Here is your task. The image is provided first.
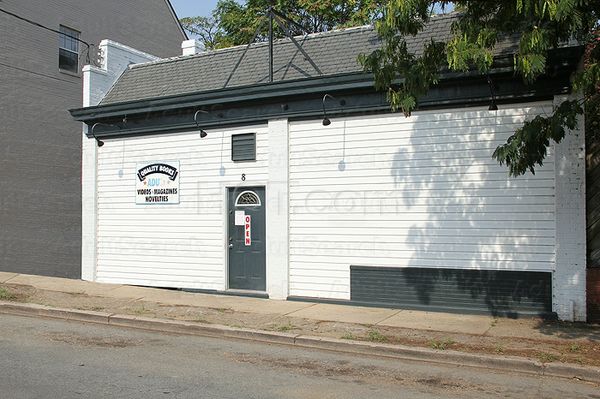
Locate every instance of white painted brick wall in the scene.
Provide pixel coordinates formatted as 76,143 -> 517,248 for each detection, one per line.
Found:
81,41 -> 159,281
181,39 -> 202,56
84,40 -> 160,107
553,94 -> 587,321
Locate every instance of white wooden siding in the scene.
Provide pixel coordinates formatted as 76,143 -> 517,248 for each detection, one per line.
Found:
288,102 -> 556,300
95,125 -> 268,289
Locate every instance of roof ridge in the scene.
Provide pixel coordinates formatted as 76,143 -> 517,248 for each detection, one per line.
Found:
100,12 -> 468,105
128,12 -> 460,71
128,24 -> 377,70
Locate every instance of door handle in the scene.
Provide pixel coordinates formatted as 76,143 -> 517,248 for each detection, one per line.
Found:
228,243 -> 234,249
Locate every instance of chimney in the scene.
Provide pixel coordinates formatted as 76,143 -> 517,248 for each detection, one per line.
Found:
182,39 -> 202,56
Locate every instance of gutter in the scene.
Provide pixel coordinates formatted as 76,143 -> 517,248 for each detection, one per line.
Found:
70,72 -> 380,121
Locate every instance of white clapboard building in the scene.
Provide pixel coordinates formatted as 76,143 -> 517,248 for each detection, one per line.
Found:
71,14 -> 586,321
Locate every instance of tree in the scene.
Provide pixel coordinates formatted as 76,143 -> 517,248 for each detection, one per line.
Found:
360,1 -> 600,176
180,16 -> 221,50
182,0 -> 380,49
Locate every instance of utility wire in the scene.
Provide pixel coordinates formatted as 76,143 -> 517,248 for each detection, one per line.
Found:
0,61 -> 79,84
0,7 -> 95,65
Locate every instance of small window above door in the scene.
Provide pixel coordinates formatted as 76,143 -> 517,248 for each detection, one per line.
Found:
235,191 -> 261,207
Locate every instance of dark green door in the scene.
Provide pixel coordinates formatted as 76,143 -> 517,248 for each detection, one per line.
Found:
228,187 -> 266,291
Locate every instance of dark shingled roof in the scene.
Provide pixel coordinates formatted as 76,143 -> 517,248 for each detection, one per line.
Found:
101,13 -> 517,105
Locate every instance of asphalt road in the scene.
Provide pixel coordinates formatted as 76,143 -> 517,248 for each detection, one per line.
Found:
0,314 -> 598,399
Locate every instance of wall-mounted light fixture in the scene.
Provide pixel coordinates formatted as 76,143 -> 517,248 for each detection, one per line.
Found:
322,94 -> 346,126
487,75 -> 498,111
194,109 -> 209,138
90,122 -> 121,147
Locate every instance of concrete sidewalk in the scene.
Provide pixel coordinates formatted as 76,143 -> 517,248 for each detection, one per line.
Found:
0,271 -> 594,342
2,271 -> 600,383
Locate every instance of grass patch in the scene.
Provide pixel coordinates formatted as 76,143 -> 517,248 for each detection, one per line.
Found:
76,305 -> 105,312
366,329 -> 388,343
567,343 -> 582,353
0,287 -> 16,301
341,332 -> 357,340
132,305 -> 151,315
538,352 -> 559,363
275,322 -> 296,332
429,338 -> 455,350
494,344 -> 505,354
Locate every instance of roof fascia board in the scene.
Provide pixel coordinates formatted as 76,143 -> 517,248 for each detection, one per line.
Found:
71,72 -> 375,119
70,68 -> 514,122
83,70 -> 572,139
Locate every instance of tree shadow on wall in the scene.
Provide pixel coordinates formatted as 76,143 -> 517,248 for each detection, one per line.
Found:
382,106 -> 555,318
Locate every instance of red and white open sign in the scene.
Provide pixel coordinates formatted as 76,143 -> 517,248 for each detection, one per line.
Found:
244,215 -> 251,246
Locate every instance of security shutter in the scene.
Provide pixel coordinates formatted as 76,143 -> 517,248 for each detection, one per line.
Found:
231,133 -> 256,162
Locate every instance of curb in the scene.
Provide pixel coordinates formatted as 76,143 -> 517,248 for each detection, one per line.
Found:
1,301 -> 598,384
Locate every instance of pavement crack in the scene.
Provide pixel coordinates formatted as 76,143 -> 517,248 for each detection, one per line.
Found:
375,310 -> 402,326
282,303 -> 317,317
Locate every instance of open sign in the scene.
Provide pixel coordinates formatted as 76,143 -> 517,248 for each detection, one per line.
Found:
244,215 -> 251,246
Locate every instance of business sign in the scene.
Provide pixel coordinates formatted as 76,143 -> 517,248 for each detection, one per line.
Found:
136,161 -> 180,205
244,215 -> 251,246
